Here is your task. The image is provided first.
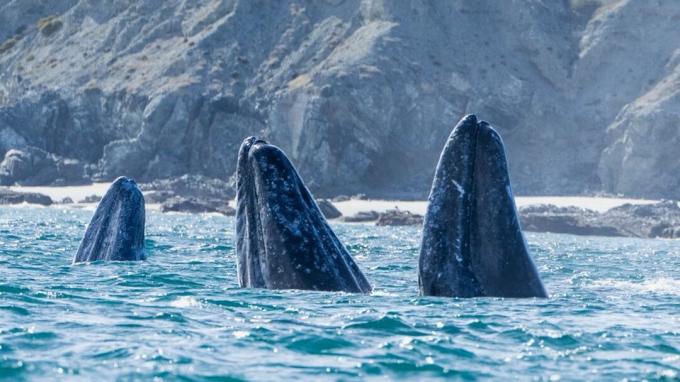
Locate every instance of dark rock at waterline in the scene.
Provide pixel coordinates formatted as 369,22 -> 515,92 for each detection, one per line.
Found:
79,194 -> 102,203
0,147 -> 86,186
60,197 -> 74,204
160,196 -> 235,216
341,210 -> 380,223
376,209 -> 423,226
316,199 -> 342,219
519,201 -> 680,239
519,205 -> 626,237
0,188 -> 52,205
143,190 -> 176,204
332,195 -> 350,202
140,174 -> 234,201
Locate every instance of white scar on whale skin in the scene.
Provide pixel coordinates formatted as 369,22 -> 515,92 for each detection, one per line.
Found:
452,180 -> 465,196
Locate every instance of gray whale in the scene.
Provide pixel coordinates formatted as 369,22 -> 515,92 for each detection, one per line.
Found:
236,137 -> 371,293
418,115 -> 547,297
72,176 -> 146,263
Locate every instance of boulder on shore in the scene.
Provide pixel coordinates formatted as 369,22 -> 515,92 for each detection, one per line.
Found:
0,188 -> 52,205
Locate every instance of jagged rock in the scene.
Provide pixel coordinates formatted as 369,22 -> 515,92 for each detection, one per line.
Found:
60,197 -> 74,204
0,1 -> 679,198
315,199 -> 341,219
78,195 -> 102,203
341,211 -> 380,223
376,209 -> 423,226
160,196 -> 235,216
519,202 -> 680,238
0,188 -> 52,205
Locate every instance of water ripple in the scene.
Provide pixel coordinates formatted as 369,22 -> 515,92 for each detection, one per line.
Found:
0,207 -> 678,380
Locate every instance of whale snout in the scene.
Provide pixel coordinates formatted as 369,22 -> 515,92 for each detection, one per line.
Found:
73,176 -> 146,263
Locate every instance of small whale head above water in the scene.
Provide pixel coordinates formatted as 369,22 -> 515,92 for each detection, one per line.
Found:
236,137 -> 372,293
72,176 -> 146,263
419,115 -> 547,298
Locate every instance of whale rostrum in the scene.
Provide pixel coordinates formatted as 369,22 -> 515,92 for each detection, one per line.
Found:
236,137 -> 371,293
419,115 -> 548,298
73,176 -> 146,263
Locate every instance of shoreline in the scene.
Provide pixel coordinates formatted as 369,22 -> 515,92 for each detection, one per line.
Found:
4,183 -> 661,215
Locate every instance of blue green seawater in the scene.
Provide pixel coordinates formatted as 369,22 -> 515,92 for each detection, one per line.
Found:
0,206 -> 678,381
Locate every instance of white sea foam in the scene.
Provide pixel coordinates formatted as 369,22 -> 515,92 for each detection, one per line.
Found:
170,296 -> 201,308
590,277 -> 680,295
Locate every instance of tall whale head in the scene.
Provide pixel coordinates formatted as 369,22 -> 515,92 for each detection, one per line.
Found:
419,115 -> 547,298
72,176 -> 146,263
236,137 -> 371,293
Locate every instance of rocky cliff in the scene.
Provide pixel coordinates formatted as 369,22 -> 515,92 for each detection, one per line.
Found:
0,0 -> 678,198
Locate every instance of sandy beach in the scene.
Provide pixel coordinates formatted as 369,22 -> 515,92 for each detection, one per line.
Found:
7,183 -> 660,215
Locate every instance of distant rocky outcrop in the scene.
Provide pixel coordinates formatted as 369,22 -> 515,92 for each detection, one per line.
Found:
140,174 -> 233,203
376,209 -> 423,226
0,188 -> 52,205
0,1 -> 679,199
340,208 -> 423,226
78,194 -> 101,203
140,174 -> 233,215
160,196 -> 234,216
0,147 -> 86,186
519,202 -> 680,239
341,211 -> 380,223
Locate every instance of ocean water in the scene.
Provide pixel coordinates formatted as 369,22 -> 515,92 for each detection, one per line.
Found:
0,207 -> 678,381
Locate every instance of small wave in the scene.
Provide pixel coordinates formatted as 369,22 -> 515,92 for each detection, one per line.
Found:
170,296 -> 202,308
344,315 -> 427,336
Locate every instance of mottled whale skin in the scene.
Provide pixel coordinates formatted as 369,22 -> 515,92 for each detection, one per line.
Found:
236,137 -> 371,293
418,115 -> 547,298
72,176 -> 146,263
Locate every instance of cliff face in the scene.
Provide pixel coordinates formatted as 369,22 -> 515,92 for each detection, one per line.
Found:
0,0 -> 678,198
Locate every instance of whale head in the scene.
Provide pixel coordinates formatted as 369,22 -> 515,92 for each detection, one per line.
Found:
236,137 -> 371,293
419,115 -> 547,298
73,176 -> 146,263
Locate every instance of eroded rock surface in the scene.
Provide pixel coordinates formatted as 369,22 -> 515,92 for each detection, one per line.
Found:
519,202 -> 680,239
0,1 -> 678,198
